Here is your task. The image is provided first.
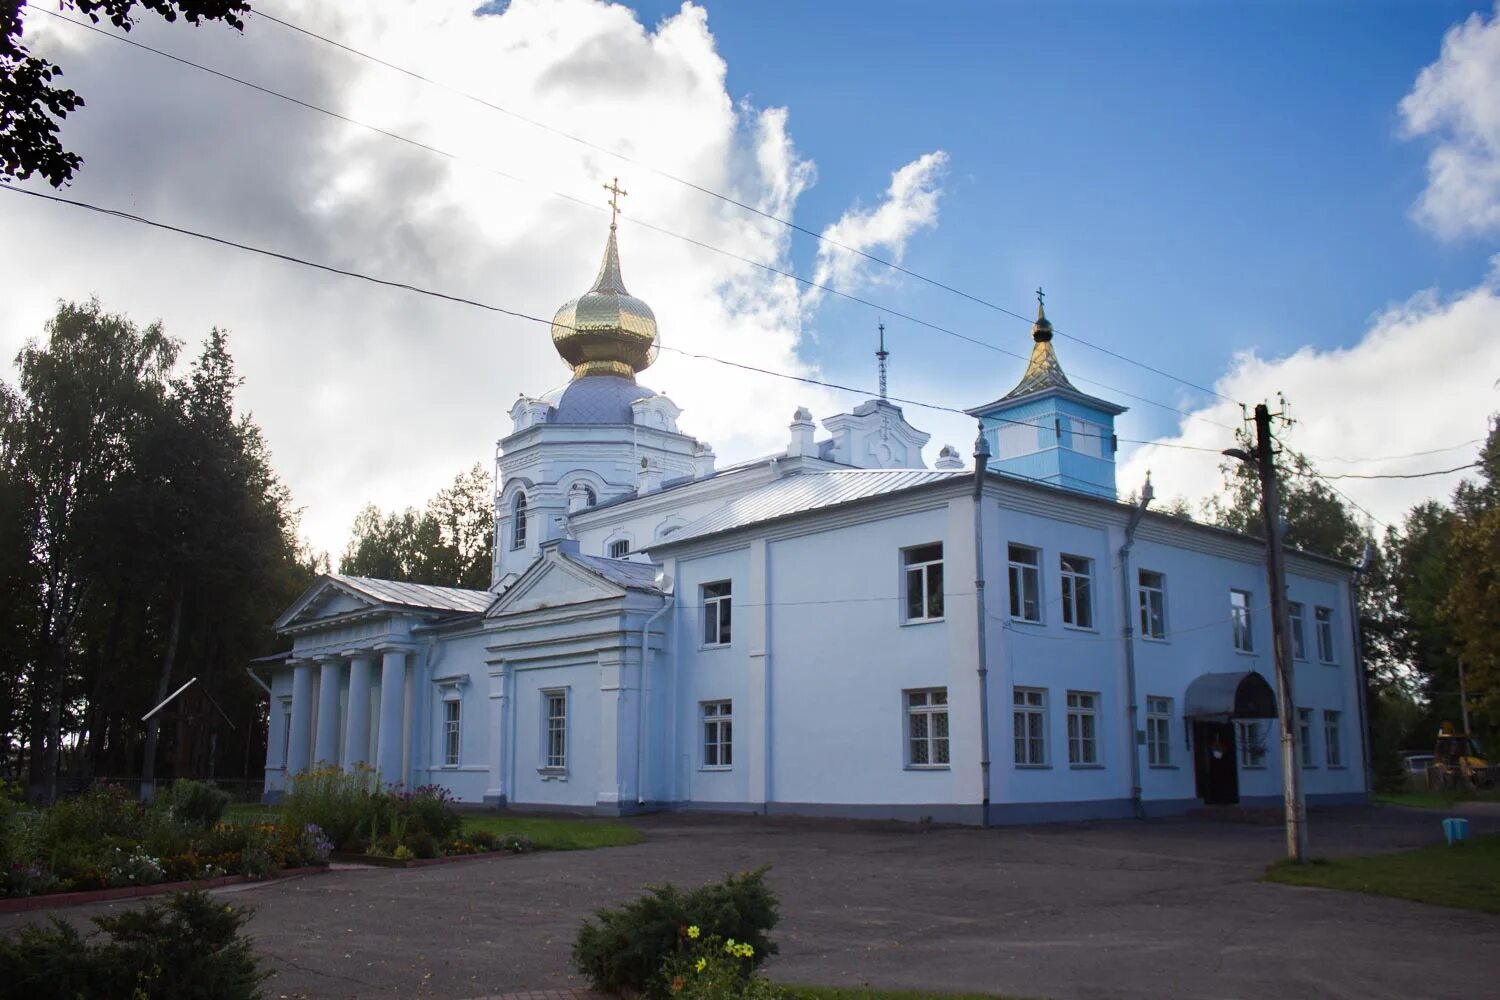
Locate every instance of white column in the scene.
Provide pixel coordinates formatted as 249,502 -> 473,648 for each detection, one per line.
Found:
344,652 -> 375,772
314,656 -> 344,767
599,651 -> 628,810
287,659 -> 314,776
485,661 -> 508,804
376,646 -> 408,786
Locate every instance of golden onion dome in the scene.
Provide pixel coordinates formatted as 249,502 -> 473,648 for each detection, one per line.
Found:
550,224 -> 659,381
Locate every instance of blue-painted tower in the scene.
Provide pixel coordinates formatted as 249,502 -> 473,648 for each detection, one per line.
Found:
968,292 -> 1127,499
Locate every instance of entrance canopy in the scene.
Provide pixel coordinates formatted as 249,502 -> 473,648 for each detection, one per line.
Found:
1183,671 -> 1277,720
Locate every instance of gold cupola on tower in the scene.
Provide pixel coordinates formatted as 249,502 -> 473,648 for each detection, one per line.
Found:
550,182 -> 659,381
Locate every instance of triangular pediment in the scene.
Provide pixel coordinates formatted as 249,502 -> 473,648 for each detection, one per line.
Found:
488,552 -> 626,617
274,578 -> 381,632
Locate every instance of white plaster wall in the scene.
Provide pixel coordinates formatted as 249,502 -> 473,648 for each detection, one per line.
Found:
509,662 -> 600,808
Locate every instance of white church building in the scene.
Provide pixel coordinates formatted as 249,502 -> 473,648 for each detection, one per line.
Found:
259,217 -> 1368,823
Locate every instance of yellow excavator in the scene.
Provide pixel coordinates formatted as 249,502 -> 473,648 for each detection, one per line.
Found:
1427,722 -> 1494,790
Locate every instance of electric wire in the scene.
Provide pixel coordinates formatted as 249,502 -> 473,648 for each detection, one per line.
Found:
0,184 -> 1230,455
1318,463 -> 1480,481
34,6 -> 1240,425
250,6 -> 1239,405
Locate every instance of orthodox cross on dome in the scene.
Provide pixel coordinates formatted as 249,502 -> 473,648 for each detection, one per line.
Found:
1036,286 -> 1045,308
604,177 -> 628,229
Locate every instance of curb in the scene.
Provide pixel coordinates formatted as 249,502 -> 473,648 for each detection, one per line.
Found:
0,864 -> 330,914
329,849 -> 523,869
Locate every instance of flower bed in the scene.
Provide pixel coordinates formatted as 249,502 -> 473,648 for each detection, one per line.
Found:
0,780 -> 332,904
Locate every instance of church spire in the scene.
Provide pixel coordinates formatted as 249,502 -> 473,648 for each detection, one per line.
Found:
1032,287 -> 1054,343
1002,286 -> 1074,399
876,320 -> 889,400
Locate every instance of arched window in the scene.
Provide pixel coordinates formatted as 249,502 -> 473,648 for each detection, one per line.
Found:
581,485 -> 597,507
511,492 -> 528,550
609,539 -> 630,559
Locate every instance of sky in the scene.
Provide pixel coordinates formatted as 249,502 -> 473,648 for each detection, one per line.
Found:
3,0 -> 1500,558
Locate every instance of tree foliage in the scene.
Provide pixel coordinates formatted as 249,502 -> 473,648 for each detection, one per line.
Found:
0,300 -> 310,798
2,0 -> 249,186
340,464 -> 494,591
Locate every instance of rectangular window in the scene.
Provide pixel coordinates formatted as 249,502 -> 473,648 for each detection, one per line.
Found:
1008,545 -> 1042,623
1066,691 -> 1101,765
702,700 -> 733,768
1146,696 -> 1172,766
905,689 -> 950,768
1315,607 -> 1336,664
443,699 -> 461,767
609,539 -> 630,559
1138,570 -> 1166,640
1060,555 -> 1094,629
1231,589 -> 1254,652
543,690 -> 568,770
1236,721 -> 1267,768
1288,602 -> 1306,660
902,543 -> 945,623
1298,707 -> 1314,768
702,581 -> 732,647
1013,687 -> 1048,766
1324,710 -> 1343,767
281,704 -> 292,768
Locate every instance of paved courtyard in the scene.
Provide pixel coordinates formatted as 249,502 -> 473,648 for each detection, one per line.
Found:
4,804 -> 1497,999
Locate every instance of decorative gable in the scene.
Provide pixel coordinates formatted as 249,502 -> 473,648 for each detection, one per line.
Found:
487,550 -> 626,617
275,579 -> 380,632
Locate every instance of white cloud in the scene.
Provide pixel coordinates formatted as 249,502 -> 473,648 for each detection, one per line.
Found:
1,0 -> 942,558
1121,258 -> 1500,530
806,150 -> 948,304
1400,1 -> 1500,238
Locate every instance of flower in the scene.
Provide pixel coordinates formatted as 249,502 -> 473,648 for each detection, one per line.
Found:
695,957 -> 707,973
671,976 -> 685,992
686,925 -> 700,939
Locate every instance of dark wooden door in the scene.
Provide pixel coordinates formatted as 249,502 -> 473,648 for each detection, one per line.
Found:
1193,721 -> 1239,804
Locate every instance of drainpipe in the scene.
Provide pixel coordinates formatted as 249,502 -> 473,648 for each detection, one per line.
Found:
1350,540 -> 1374,795
637,578 -> 675,807
972,427 -> 992,828
245,667 -> 272,697
1119,474 -> 1154,820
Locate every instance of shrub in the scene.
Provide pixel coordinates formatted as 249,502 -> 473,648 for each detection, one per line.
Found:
34,785 -> 143,849
396,784 -> 463,841
406,830 -> 440,860
572,868 -> 779,998
283,765 -> 377,851
0,889 -> 268,999
161,780 -> 231,830
497,833 -> 535,854
660,931 -> 784,1000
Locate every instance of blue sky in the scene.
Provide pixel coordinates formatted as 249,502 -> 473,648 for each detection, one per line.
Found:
629,0 -> 1492,437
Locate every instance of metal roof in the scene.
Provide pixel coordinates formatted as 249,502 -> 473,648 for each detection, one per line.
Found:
565,553 -> 664,591
648,469 -> 965,548
330,574 -> 493,614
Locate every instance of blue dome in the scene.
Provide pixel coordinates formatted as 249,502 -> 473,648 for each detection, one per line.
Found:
544,376 -> 658,425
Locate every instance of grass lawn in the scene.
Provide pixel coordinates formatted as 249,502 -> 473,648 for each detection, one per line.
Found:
221,803 -> 642,851
1374,789 -> 1500,809
784,988 -> 1031,1000
1264,833 -> 1500,914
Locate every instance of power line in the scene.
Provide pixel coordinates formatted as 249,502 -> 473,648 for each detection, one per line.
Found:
248,4 -> 1241,406
1320,463 -> 1479,481
1308,439 -> 1484,465
0,184 -> 1228,458
38,7 -> 1236,431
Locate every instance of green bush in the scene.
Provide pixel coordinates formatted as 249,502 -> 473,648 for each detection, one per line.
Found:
0,889 -> 268,999
572,868 -> 779,998
406,830 -> 441,860
282,765 -> 377,852
161,780 -> 231,830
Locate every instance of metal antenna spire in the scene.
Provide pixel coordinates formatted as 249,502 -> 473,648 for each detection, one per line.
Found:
876,320 -> 889,400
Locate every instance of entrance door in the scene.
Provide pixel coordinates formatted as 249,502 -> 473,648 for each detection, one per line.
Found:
1193,720 -> 1239,805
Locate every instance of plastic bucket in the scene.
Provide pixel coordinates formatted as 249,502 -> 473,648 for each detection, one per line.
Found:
1442,817 -> 1470,845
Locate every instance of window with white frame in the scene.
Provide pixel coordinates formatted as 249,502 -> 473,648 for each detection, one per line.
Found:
443,699 -> 461,767
702,581 -> 732,646
1066,691 -> 1101,765
1324,710 -> 1343,766
1236,721 -> 1267,768
902,543 -> 944,623
1138,570 -> 1166,640
511,492 -> 528,550
1146,696 -> 1172,766
609,539 -> 630,559
1060,555 -> 1094,629
1288,602 -> 1306,660
905,689 -> 950,767
1013,687 -> 1048,765
280,701 -> 292,768
1230,589 -> 1253,652
543,689 -> 568,770
1008,545 -> 1041,623
1315,607 -> 1336,664
702,700 -> 732,768
1297,707 -> 1314,768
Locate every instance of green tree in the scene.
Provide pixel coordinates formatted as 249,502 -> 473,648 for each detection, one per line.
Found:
2,0 -> 249,186
1444,417 -> 1500,725
340,464 -> 494,590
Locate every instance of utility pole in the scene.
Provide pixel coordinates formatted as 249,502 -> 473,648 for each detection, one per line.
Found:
1458,659 -> 1471,735
1227,403 -> 1306,862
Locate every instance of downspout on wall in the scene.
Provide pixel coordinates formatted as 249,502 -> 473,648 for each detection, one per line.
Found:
972,428 -> 992,827
1119,474 -> 1154,820
637,578 -> 675,806
1350,540 -> 1375,794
